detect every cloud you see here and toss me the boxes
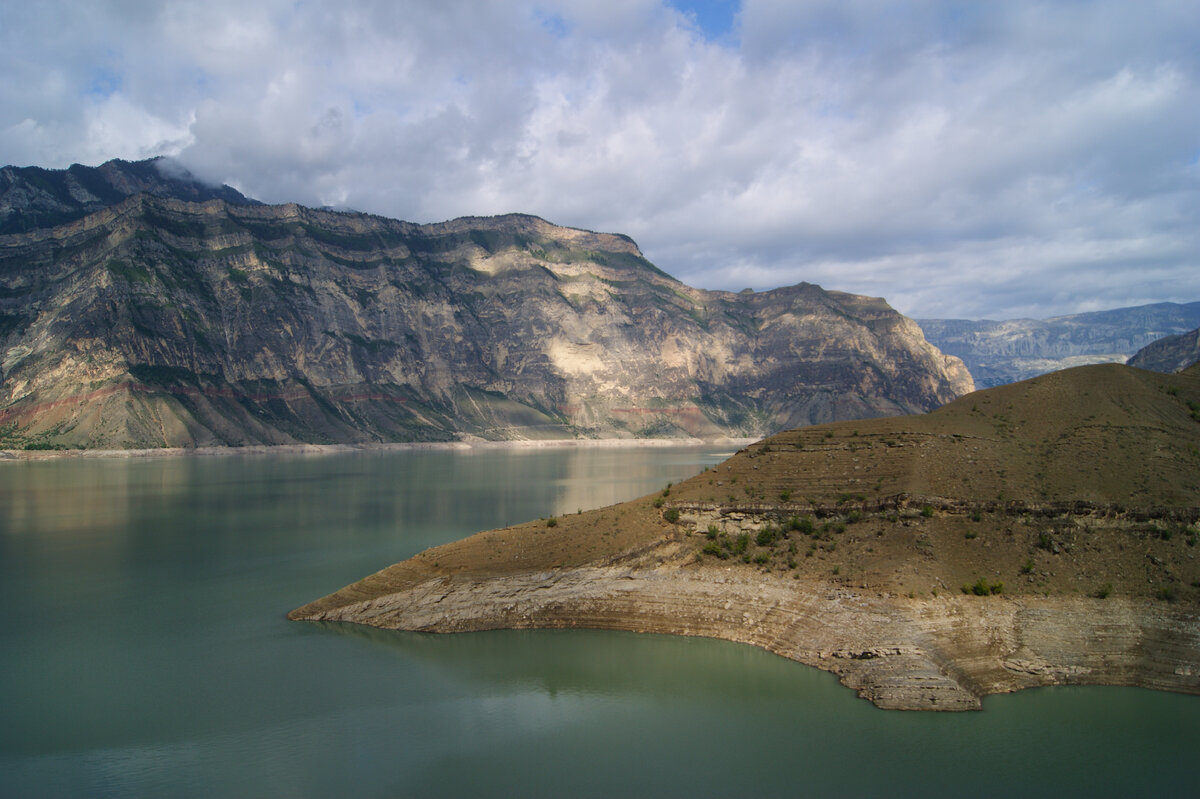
[1,0,1197,320]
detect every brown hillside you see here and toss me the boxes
[291,364,1200,710]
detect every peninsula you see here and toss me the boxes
[291,363,1200,710]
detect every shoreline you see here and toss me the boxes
[293,564,1200,711]
[0,436,760,461]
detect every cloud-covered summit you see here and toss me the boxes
[2,0,1197,319]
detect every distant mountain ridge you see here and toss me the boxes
[0,159,971,449]
[918,302,1200,387]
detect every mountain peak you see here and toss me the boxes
[0,156,259,236]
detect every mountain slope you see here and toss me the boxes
[0,193,971,449]
[919,302,1200,387]
[292,363,1200,710]
[1128,327,1200,373]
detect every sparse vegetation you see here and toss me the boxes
[756,525,780,547]
[962,578,1004,596]
[788,515,814,535]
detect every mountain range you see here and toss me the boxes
[0,158,971,449]
[919,303,1200,387]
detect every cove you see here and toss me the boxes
[1,447,1196,798]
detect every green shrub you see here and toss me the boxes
[964,577,1003,596]
[779,489,792,501]
[702,541,726,558]
[753,551,769,564]
[663,507,680,524]
[1094,583,1112,599]
[653,497,664,508]
[965,530,978,540]
[706,523,720,540]
[789,515,814,535]
[920,505,934,518]
[756,525,780,547]
[546,517,557,528]
[1158,585,1178,602]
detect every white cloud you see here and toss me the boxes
[0,0,1197,320]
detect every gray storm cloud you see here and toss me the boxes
[1,0,1196,319]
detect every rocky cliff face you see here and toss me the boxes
[0,190,971,449]
[919,303,1200,387]
[1129,327,1200,373]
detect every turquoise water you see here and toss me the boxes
[1,447,1196,798]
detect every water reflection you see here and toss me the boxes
[313,620,849,704]
[2,446,1197,799]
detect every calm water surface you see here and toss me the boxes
[1,447,1196,798]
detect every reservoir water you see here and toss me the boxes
[1,446,1196,798]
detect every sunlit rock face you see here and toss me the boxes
[0,163,971,449]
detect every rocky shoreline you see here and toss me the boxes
[0,436,757,461]
[290,364,1200,711]
[289,563,1200,711]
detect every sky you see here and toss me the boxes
[1,0,1197,320]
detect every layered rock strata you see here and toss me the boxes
[292,565,1200,711]
[1,191,970,448]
